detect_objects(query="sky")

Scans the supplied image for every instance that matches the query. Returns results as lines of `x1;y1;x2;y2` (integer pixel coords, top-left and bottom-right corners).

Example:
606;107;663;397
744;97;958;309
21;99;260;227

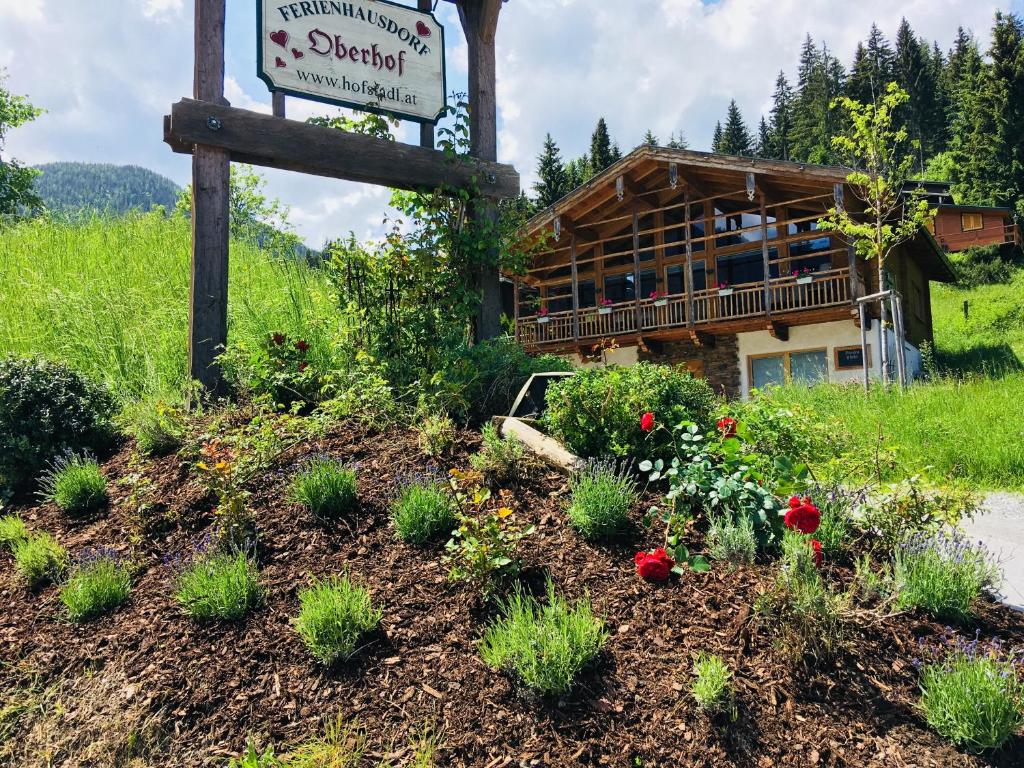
2;0;1022;247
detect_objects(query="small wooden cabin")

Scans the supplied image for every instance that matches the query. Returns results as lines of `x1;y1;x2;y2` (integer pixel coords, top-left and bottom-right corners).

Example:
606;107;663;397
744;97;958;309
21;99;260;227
929;204;1019;253
510;147;957;398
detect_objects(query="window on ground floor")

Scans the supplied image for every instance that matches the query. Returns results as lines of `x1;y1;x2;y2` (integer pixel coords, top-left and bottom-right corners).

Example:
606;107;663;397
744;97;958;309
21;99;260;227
749;349;828;390
961;212;983;232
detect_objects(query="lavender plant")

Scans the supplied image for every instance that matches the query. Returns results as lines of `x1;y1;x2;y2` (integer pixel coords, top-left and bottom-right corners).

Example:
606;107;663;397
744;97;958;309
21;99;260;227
893;532;1000;622
59;547;132;622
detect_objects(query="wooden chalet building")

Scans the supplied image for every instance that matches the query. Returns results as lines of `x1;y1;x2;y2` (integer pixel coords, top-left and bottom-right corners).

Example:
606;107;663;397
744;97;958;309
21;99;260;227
911;180;1020;253
510;147;957;398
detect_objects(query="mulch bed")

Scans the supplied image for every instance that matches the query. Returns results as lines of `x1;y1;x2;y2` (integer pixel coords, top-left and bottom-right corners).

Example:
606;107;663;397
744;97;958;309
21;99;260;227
2;420;1023;767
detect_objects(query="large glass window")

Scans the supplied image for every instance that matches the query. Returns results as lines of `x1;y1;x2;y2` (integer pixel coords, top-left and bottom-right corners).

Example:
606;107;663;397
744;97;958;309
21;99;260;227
666;262;707;294
788;208;823;235
639;214;655;261
789;235;833;272
603;271;656;303
750;350;828;390
603;232;634;268
663;204;705;257
546;280;595;313
715;201;777;247
716;248;779;286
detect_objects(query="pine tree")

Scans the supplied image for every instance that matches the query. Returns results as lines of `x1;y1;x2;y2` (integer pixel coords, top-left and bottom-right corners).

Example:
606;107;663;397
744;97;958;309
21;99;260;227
712;121;724;153
610;141;623;163
769;71;795;160
667;131;688;149
719;100;753;156
564;154;593;189
642;129;659;147
589;118;615;172
756;116;772;158
893;18;938;173
791;39;845;164
847;23;894;104
532;133;569;209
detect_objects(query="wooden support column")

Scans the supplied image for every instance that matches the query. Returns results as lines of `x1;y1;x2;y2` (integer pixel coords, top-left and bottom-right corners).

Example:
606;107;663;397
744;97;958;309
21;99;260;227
847;240;859;301
271;92;285;118
417;0;434;149
684;191;695;327
760;193;772;322
570;234;580;343
632;203;642;334
457;0;504;341
512;278;520;342
189;0;231;396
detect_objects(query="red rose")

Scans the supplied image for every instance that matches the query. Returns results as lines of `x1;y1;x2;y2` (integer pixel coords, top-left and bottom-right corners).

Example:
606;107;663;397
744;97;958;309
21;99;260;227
295;340;310;353
784;499;821;535
788;495;802;509
271;332;286;346
298;361;308;372
716;416;737;438
635;547;673;582
640;412;655;432
811;539;823;567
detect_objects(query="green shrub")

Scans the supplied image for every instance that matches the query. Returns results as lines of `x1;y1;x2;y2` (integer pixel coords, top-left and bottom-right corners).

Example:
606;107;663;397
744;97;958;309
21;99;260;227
227;738;281;768
950;244;1017;287
416;414;456;458
813;487;854;560
566;458;636;539
0;356;115;493
857;477;979;551
920;645;1024;752
0;514;29;550
706;513;757;568
724;394;841;466
122;399;186;456
893;532;999;621
469;423;526;485
691;653;734;714
175;550;263;621
289;459;358;520
38;454;108;515
479;580;607;695
12;532;68;588
391;480;457;545
59;549;132;622
541;362;716;459
294;574;382;665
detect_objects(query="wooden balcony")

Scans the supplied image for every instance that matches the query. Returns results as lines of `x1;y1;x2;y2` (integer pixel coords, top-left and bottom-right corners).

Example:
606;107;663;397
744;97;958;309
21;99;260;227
515;267;853;351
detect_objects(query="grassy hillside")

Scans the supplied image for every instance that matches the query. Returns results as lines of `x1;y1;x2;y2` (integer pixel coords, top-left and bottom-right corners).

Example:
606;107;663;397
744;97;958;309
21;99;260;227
931;269;1024;373
34;162;180;216
0;213;337;400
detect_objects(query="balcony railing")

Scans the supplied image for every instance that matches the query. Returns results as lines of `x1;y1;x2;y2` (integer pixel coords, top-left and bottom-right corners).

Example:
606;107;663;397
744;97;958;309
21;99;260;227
516;267;852;348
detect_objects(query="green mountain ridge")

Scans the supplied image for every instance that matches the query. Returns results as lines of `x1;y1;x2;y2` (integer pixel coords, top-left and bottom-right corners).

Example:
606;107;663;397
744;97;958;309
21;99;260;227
33;162;180;216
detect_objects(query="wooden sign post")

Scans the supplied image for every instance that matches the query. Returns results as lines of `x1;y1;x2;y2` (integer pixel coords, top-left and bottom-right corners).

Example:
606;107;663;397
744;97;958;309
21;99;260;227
171;0;516;395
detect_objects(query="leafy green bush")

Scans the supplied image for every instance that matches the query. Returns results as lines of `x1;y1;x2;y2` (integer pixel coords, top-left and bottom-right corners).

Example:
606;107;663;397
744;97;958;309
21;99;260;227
12;532;68;587
38;453;108;515
856;477;979;551
391;480;457;545
706;513;757;568
294;574;382;665
416;413;457;458
723;394;841;469
122;399;186;456
289;458;358;520
541;363;716;458
893;532;999;621
220;331;321;409
0;356;115;493
691;653;734;715
480;580;607;696
566;458;636;540
469;423;526;485
920;644;1024;752
0;514;29;550
59;549;132;622
175;550;263;621
950;244;1017;287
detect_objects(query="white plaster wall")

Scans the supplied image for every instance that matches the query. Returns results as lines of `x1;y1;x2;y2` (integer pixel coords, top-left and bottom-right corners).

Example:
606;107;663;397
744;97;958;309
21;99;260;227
562;345;639;369
737;319;886;398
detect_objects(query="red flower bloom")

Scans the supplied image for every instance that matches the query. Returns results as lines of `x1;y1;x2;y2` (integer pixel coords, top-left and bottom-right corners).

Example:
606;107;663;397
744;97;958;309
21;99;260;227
640;412;655;432
635;548;673;582
788;495;802;509
784;498;821;535
295;339;310;353
716;416;737;438
811;539;823;567
271;332;286;346
298;361;308;372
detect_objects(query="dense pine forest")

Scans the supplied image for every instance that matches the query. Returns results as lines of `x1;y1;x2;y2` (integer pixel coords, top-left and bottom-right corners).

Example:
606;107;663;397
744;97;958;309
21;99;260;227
530;13;1024;220
33;162;180;216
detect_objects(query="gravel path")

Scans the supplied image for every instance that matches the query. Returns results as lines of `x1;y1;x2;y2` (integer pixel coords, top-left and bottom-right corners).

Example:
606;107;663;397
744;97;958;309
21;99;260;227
965;493;1024;612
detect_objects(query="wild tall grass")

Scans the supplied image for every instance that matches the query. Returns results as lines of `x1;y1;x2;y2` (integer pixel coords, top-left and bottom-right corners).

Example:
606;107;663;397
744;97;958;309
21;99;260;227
931;273;1024;374
0;212;339;401
764;374;1024;490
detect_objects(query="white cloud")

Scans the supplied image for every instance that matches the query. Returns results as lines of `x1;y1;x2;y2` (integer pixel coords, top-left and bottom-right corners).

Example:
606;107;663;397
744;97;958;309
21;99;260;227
0;0;1013;245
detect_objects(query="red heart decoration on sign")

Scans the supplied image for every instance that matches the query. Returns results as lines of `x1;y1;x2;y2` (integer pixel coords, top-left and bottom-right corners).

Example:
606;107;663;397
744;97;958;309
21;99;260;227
275;57;287;68
270;30;288;47
415;20;431;37
292;47;304;59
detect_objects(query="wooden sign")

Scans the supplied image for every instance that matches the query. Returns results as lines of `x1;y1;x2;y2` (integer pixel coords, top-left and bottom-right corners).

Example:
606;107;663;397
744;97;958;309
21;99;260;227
258;0;446;123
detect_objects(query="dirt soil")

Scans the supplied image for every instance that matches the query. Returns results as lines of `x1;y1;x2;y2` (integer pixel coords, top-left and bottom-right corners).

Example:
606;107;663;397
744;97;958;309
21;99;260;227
2;420;1023;767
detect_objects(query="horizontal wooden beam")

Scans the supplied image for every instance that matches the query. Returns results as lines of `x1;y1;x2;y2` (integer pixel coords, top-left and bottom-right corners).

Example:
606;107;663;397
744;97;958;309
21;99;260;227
164;98;520;198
